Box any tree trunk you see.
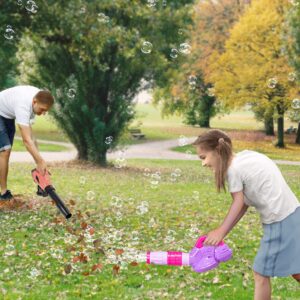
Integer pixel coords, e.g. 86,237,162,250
296,122,300,145
275,105,285,148
264,115,274,136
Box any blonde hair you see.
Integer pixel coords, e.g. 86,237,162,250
193,129,233,192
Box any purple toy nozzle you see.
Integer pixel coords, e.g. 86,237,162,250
146,235,232,273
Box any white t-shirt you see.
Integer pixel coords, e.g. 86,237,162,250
0,85,40,126
227,150,300,224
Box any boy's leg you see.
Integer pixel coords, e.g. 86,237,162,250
253,271,271,300
292,274,300,283
0,149,11,194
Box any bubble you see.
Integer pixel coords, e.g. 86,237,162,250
25,0,38,13
178,135,188,146
292,98,300,110
188,75,197,89
104,217,113,227
288,72,297,82
207,88,215,97
289,0,299,6
170,48,179,59
145,274,152,280
149,217,156,227
87,191,95,201
141,41,153,54
29,268,40,279
267,78,277,89
17,0,23,6
179,43,192,55
80,6,86,14
79,176,86,184
111,196,122,208
178,28,185,35
192,191,199,200
114,157,127,169
4,25,15,40
105,136,113,145
162,0,167,7
150,172,161,188
185,150,193,159
143,168,151,177
67,88,76,99
147,0,157,7
98,13,110,23
136,201,149,215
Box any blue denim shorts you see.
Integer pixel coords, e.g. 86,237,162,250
0,115,15,152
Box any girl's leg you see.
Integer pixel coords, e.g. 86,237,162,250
292,274,300,283
253,271,271,300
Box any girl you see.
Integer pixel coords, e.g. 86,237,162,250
193,129,300,300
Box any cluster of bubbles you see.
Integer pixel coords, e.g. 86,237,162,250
143,168,162,189
114,150,127,169
98,13,110,23
170,168,182,182
188,75,197,90
17,0,38,13
147,0,167,8
3,25,16,40
141,41,191,57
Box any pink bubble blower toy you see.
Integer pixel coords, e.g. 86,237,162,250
146,235,232,273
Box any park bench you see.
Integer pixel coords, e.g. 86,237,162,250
129,128,146,140
285,126,297,134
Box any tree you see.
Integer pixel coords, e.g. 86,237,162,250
286,0,300,144
3,0,194,165
208,0,298,147
154,0,250,128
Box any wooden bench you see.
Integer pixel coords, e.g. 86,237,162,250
285,126,297,134
129,128,146,140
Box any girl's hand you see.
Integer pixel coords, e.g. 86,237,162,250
203,227,226,246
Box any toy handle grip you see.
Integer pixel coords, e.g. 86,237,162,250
194,235,225,248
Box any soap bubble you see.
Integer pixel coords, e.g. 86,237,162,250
292,98,300,110
207,87,215,97
105,136,113,145
267,78,277,89
87,191,95,201
178,135,188,146
143,168,151,177
192,191,200,200
114,157,127,169
185,150,193,159
188,75,197,89
79,6,86,14
4,25,15,40
179,43,192,55
288,72,297,82
141,41,153,54
17,0,23,6
136,201,149,215
98,13,110,23
79,176,86,184
67,88,76,99
170,48,179,59
25,0,38,14
162,0,167,7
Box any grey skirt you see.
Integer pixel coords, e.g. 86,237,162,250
253,206,300,277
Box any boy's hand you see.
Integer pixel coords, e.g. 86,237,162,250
204,227,226,246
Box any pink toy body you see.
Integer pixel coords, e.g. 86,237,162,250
146,235,232,273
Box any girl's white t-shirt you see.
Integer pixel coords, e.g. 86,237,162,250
226,150,300,224
0,85,39,126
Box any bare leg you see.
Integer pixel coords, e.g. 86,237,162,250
292,274,300,283
0,149,11,194
253,271,271,300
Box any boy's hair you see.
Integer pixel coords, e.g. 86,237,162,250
193,129,233,193
34,90,54,106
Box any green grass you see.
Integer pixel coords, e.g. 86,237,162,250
1,160,299,299
12,139,69,152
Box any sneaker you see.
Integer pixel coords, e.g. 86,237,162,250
0,190,14,201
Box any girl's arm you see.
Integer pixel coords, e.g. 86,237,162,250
220,191,249,236
204,191,248,246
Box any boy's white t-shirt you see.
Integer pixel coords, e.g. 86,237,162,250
0,85,40,126
227,150,300,224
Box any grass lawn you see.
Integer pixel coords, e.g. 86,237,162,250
1,159,299,299
12,139,69,152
